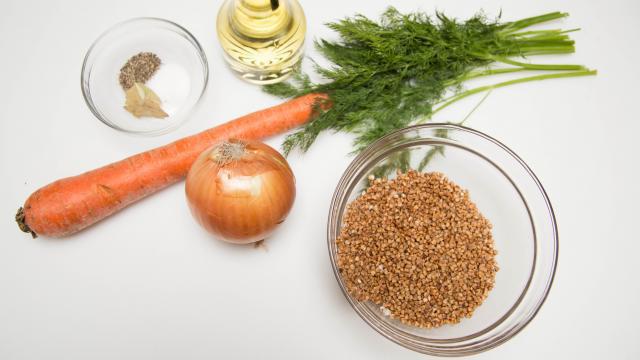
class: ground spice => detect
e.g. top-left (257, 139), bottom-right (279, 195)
top-left (336, 170), bottom-right (498, 328)
top-left (119, 52), bottom-right (161, 90)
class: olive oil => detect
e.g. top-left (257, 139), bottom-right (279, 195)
top-left (217, 0), bottom-right (306, 84)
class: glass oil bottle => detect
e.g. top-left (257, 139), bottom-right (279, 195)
top-left (216, 0), bottom-right (307, 84)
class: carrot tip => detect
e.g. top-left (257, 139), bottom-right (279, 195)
top-left (15, 207), bottom-right (37, 239)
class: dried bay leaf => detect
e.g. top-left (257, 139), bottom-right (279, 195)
top-left (124, 82), bottom-right (168, 119)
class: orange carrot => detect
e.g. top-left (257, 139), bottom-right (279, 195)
top-left (16, 93), bottom-right (327, 238)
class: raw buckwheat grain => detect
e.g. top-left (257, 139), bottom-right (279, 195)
top-left (336, 170), bottom-right (498, 328)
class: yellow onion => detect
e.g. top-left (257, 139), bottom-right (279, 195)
top-left (185, 139), bottom-right (296, 244)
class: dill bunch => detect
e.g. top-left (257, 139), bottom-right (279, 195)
top-left (264, 8), bottom-right (596, 155)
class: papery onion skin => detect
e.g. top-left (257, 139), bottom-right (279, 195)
top-left (185, 139), bottom-right (296, 244)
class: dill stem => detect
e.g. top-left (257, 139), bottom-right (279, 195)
top-left (457, 68), bottom-right (527, 82)
top-left (516, 39), bottom-right (575, 47)
top-left (430, 69), bottom-right (597, 118)
top-left (512, 29), bottom-right (563, 37)
top-left (516, 47), bottom-right (576, 55)
top-left (442, 68), bottom-right (526, 88)
top-left (511, 28), bottom-right (579, 38)
top-left (501, 12), bottom-right (568, 34)
top-left (487, 56), bottom-right (587, 71)
top-left (515, 34), bottom-right (571, 42)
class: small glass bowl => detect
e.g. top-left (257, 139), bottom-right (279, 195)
top-left (81, 18), bottom-right (208, 136)
top-left (328, 124), bottom-right (558, 356)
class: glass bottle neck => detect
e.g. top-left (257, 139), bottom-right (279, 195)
top-left (230, 0), bottom-right (291, 39)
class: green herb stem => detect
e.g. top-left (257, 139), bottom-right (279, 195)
top-left (431, 69), bottom-right (597, 118)
top-left (485, 55), bottom-right (587, 71)
top-left (511, 28), bottom-right (579, 38)
top-left (515, 46), bottom-right (577, 56)
top-left (442, 67), bottom-right (529, 88)
top-left (500, 12), bottom-right (569, 34)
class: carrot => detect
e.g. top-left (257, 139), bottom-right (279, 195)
top-left (16, 93), bottom-right (327, 238)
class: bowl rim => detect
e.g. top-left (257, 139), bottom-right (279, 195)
top-left (327, 123), bottom-right (558, 356)
top-left (80, 17), bottom-right (209, 136)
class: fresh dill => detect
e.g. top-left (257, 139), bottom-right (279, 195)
top-left (264, 8), bottom-right (596, 156)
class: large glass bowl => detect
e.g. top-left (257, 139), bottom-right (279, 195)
top-left (327, 124), bottom-right (558, 356)
top-left (81, 18), bottom-right (208, 136)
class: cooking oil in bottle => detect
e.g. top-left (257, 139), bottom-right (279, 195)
top-left (216, 0), bottom-right (306, 84)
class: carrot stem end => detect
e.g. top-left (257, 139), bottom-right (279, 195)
top-left (15, 207), bottom-right (37, 239)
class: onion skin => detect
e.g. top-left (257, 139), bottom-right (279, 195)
top-left (185, 139), bottom-right (296, 244)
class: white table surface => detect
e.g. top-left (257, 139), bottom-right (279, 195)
top-left (1, 0), bottom-right (638, 359)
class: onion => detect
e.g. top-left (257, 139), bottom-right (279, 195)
top-left (185, 139), bottom-right (296, 244)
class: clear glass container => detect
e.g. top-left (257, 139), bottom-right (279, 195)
top-left (81, 18), bottom-right (209, 136)
top-left (328, 124), bottom-right (559, 356)
top-left (216, 0), bottom-right (306, 84)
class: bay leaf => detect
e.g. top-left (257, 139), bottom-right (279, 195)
top-left (124, 82), bottom-right (168, 119)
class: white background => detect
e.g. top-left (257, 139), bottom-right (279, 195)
top-left (1, 0), bottom-right (639, 359)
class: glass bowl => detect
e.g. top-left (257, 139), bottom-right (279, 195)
top-left (81, 18), bottom-right (208, 136)
top-left (327, 124), bottom-right (558, 356)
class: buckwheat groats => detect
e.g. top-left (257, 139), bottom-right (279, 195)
top-left (336, 171), bottom-right (498, 328)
